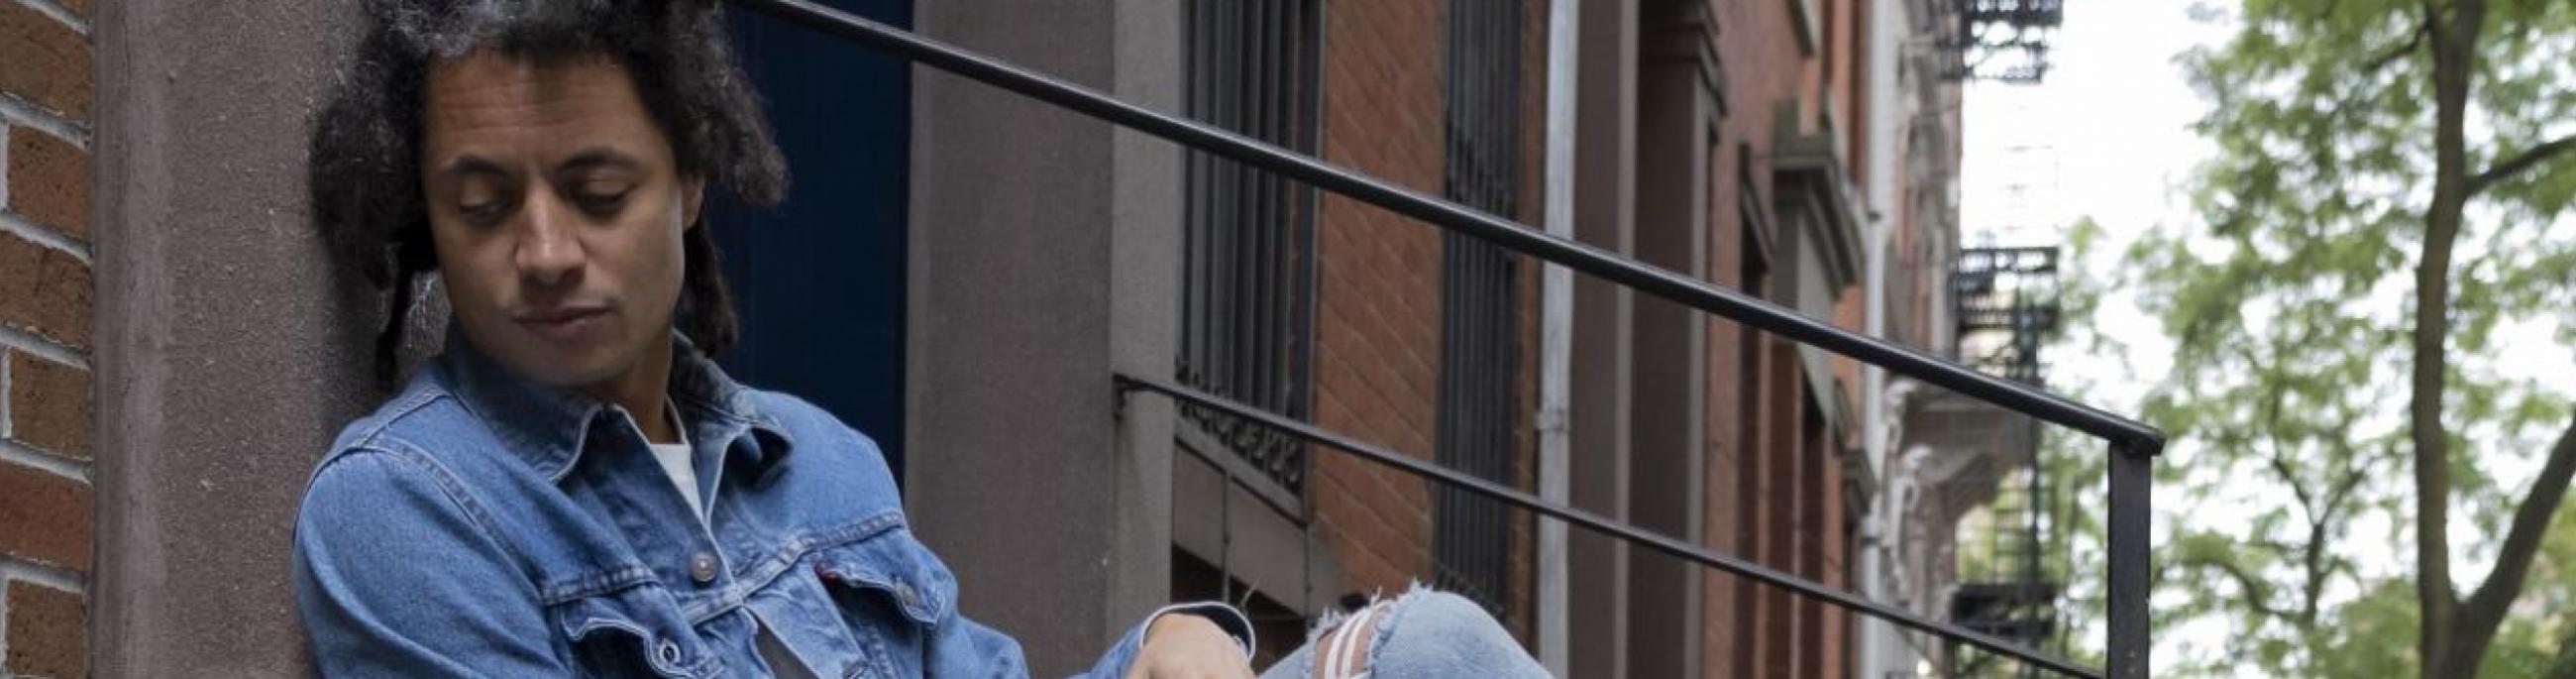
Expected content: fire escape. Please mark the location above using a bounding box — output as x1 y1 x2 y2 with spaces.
1947 246 2065 677
1940 0 2062 83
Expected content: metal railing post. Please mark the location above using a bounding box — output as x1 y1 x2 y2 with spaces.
2104 437 2158 679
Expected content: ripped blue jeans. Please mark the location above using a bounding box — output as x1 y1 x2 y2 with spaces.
1257 586 1553 679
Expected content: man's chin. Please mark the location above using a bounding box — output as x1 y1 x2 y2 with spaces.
462 325 655 398
526 368 623 392
496 351 626 394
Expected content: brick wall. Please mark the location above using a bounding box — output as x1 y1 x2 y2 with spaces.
1308 0 1551 641
0 0 92 677
1708 1 1790 674
1310 0 1447 604
1302 0 1880 671
1704 0 1865 676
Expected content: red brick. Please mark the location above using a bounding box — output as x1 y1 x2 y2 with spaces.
1305 0 1472 618
10 352 87 459
5 581 85 678
1336 497 1406 561
8 127 88 240
0 229 89 349
0 460 88 572
0 1 90 122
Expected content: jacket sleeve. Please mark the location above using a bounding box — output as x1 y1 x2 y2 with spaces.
293 449 572 677
1074 602 1257 679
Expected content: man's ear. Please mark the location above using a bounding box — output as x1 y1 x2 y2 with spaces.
681 174 708 231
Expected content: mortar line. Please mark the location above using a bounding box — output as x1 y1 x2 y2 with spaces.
0 211 89 266
0 325 86 371
0 119 11 211
0 558 88 595
9 0 88 37
0 345 11 440
0 94 90 151
0 439 85 483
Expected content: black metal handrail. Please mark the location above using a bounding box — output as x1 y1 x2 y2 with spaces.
1118 375 2100 678
730 2 2161 678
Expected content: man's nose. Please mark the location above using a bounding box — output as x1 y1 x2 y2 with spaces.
515 190 586 286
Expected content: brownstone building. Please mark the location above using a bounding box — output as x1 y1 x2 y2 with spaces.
1168 1 1982 679
0 0 2008 677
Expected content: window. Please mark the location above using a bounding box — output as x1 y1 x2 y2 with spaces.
1177 0 1323 503
1432 0 1525 616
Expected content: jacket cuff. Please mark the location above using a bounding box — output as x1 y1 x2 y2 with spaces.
1141 602 1257 660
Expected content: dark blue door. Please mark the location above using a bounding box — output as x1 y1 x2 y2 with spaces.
713 0 913 484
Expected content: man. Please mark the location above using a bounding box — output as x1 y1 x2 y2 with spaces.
297 2 1552 678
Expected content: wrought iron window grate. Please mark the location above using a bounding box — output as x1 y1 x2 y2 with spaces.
1432 0 1525 618
1177 0 1323 498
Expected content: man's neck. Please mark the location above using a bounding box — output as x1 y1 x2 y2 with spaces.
580 338 679 444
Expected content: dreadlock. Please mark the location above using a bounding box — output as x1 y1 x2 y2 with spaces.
309 0 786 384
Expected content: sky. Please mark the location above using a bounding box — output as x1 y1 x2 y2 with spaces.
1956 1 2576 674
1960 0 2222 408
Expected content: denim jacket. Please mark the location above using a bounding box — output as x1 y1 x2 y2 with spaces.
293 334 1247 678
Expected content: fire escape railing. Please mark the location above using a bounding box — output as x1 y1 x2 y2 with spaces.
728 2 2162 678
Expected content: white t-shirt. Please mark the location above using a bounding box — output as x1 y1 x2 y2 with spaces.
646 405 704 523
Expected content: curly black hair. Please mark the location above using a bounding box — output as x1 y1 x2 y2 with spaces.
310 0 787 383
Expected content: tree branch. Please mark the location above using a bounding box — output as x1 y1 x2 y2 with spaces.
2267 450 2317 519
2469 134 2576 195
2363 20 2430 72
2240 342 2322 517
2184 553 2298 622
2451 415 2576 664
2301 515 2333 627
2318 410 2372 519
2320 463 2369 519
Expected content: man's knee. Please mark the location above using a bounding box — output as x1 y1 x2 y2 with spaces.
1367 589 1548 678
1385 591 1492 631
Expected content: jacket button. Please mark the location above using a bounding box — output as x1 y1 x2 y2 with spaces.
689 552 719 583
895 582 920 609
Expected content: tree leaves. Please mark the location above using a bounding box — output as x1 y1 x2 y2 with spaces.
2120 0 2576 676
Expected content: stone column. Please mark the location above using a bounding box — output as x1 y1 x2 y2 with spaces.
905 1 1183 674
1568 0 1637 675
92 3 373 676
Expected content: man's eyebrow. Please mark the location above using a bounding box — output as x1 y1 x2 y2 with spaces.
559 149 646 174
440 155 515 179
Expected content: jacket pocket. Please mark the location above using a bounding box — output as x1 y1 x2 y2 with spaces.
551 583 717 679
808 526 956 629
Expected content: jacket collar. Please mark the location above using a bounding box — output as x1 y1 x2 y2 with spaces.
435 327 796 483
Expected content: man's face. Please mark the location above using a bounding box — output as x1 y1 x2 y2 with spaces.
420 51 702 392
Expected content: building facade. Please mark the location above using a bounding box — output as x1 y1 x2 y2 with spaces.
0 1 2048 677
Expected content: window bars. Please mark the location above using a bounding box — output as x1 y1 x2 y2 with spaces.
1431 0 1527 618
727 2 2162 678
1177 0 1322 501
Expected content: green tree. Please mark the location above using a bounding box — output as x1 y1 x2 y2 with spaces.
2140 0 2576 676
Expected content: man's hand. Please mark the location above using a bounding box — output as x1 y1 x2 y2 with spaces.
1124 614 1256 679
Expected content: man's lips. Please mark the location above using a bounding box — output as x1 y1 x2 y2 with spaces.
512 306 609 342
